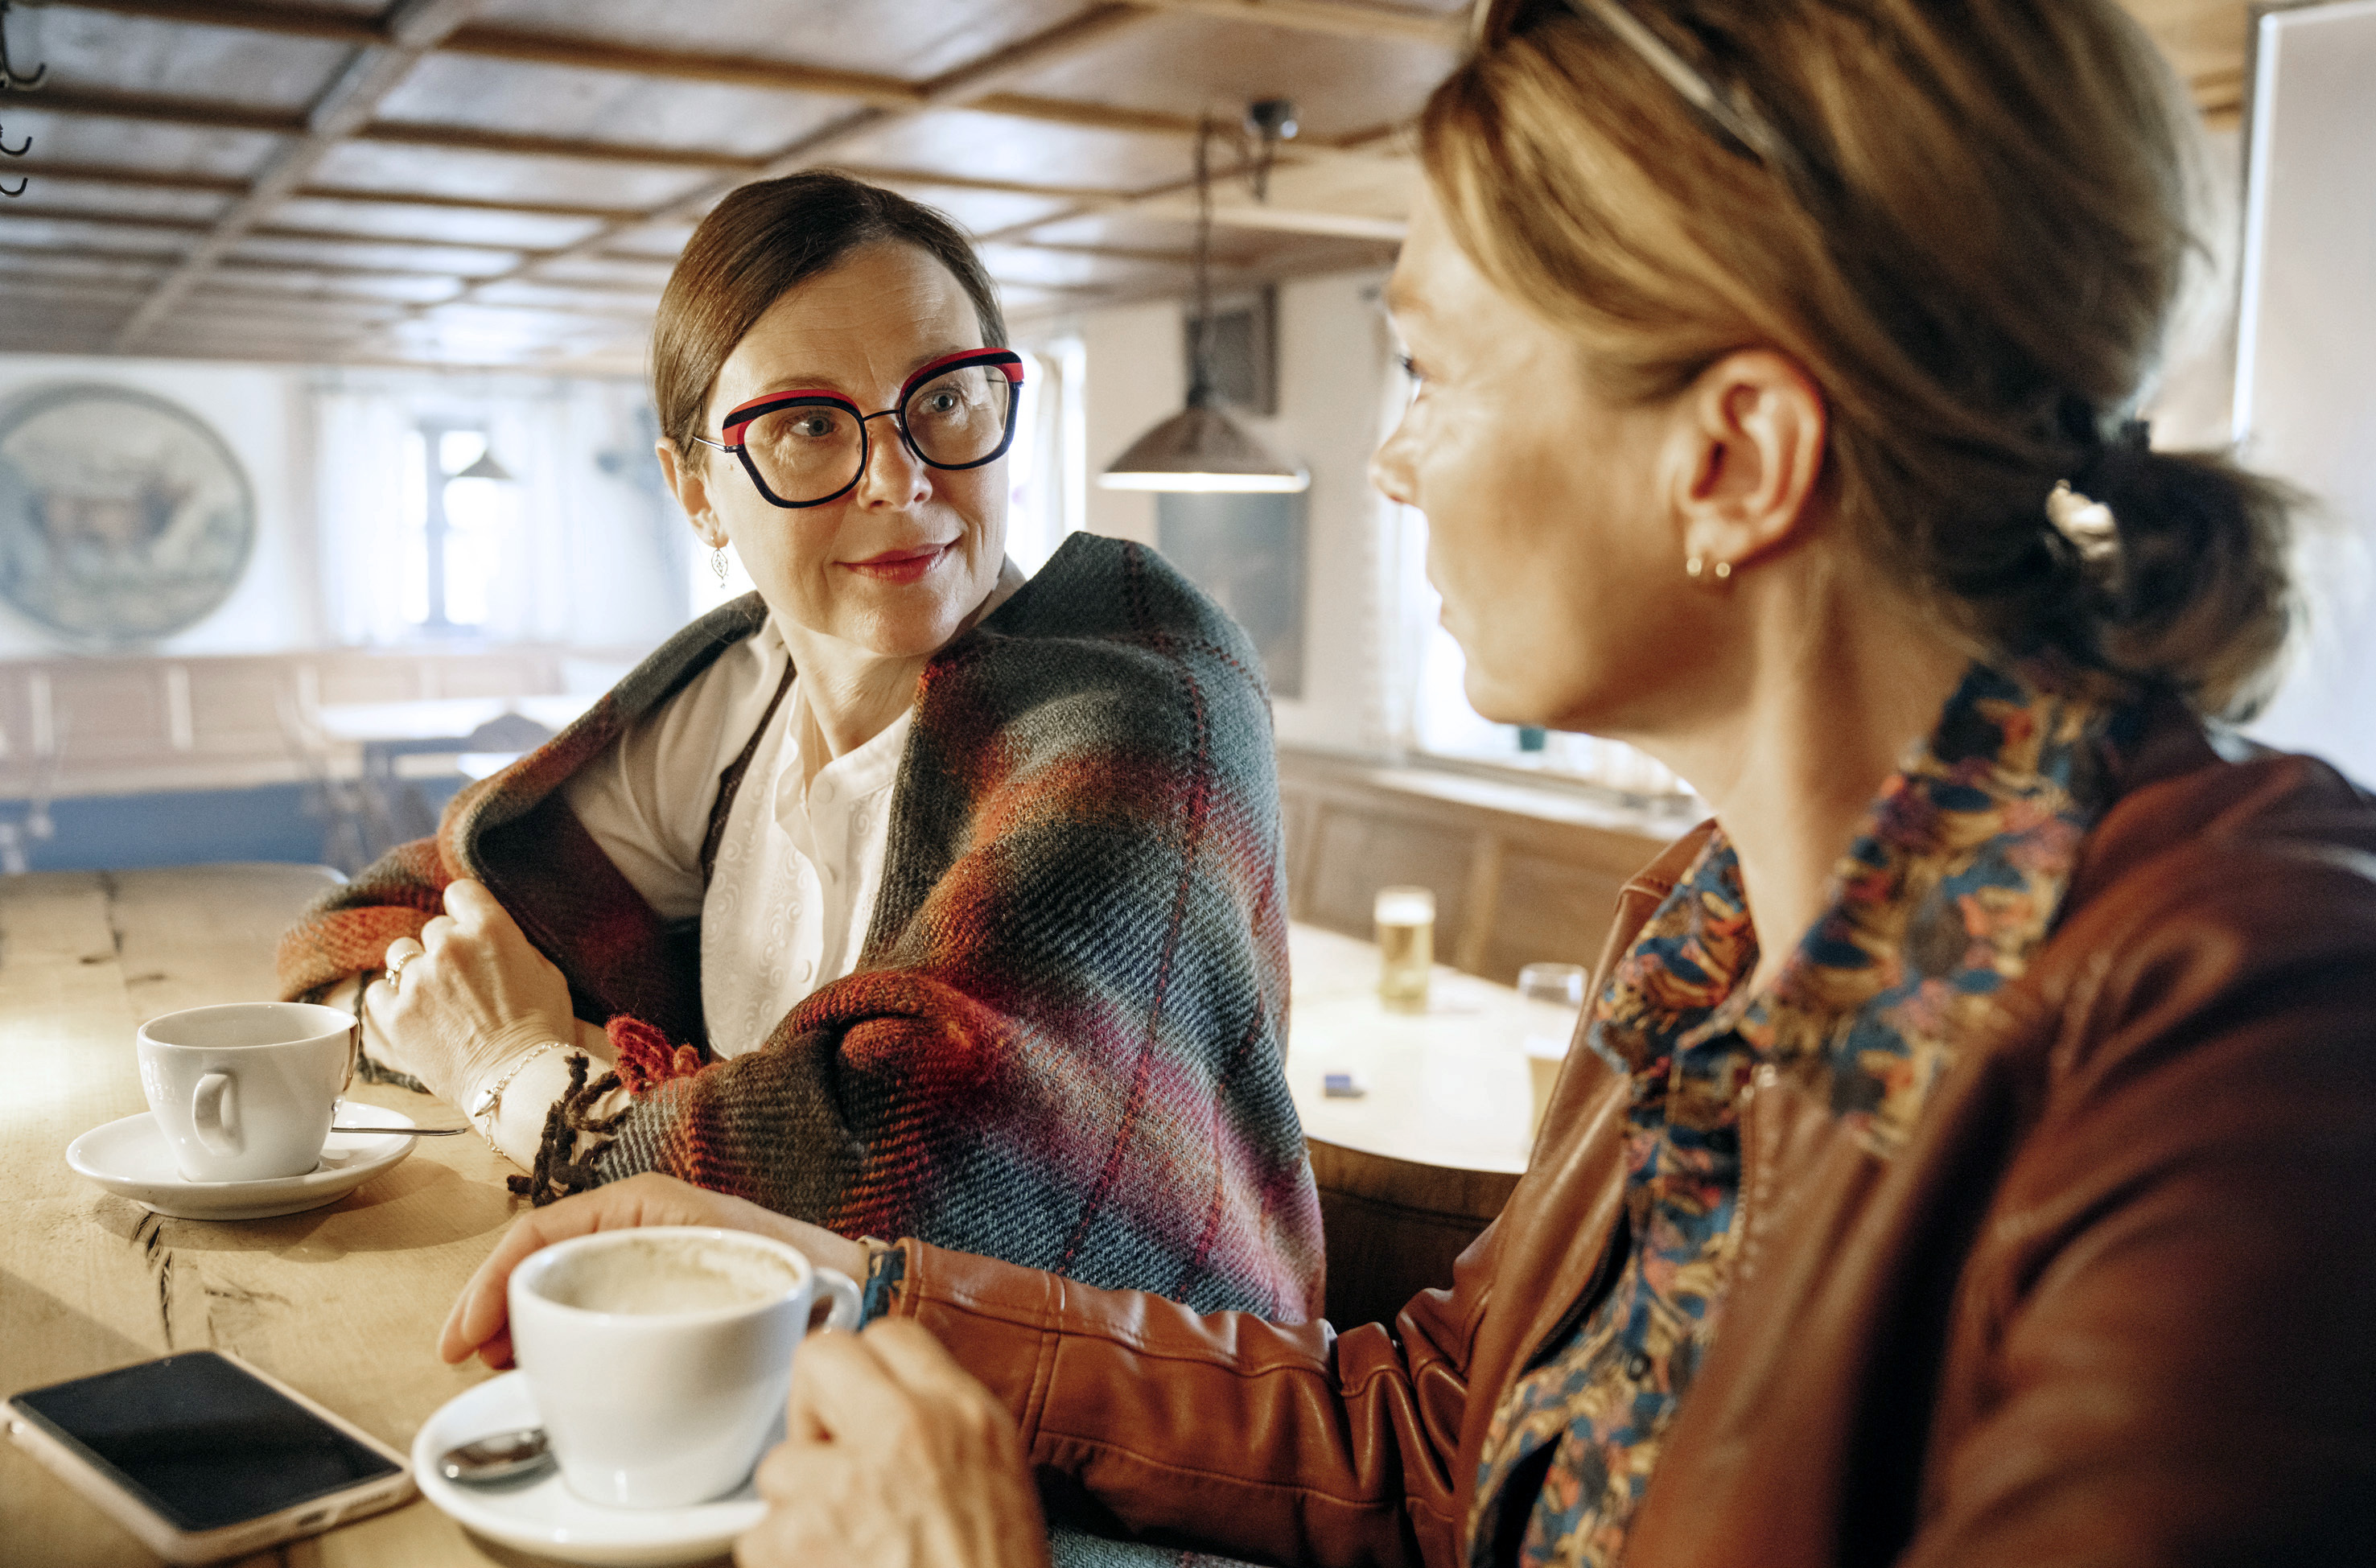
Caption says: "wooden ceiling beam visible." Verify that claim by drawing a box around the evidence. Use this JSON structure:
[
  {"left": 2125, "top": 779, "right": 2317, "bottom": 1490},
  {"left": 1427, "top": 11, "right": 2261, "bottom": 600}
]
[
  {"left": 435, "top": 25, "right": 923, "bottom": 109},
  {"left": 296, "top": 184, "right": 643, "bottom": 221},
  {"left": 1119, "top": 0, "right": 1462, "bottom": 45},
  {"left": 17, "top": 84, "right": 304, "bottom": 134},
  {"left": 112, "top": 0, "right": 496, "bottom": 350},
  {"left": 0, "top": 158, "right": 247, "bottom": 194},
  {"left": 0, "top": 203, "right": 209, "bottom": 233},
  {"left": 0, "top": 237, "right": 179, "bottom": 264}
]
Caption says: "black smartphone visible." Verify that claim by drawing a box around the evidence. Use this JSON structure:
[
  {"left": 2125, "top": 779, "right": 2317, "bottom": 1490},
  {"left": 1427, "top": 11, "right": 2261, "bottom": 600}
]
[{"left": 6, "top": 1349, "right": 415, "bottom": 1565}]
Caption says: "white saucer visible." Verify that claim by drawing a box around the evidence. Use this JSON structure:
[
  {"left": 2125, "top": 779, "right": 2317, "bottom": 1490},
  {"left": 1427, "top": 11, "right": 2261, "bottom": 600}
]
[
  {"left": 65, "top": 1101, "right": 418, "bottom": 1220},
  {"left": 413, "top": 1372, "right": 763, "bottom": 1566}
]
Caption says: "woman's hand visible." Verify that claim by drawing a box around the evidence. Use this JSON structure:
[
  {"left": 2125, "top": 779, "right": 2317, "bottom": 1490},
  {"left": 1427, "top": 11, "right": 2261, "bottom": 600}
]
[
  {"left": 363, "top": 879, "right": 575, "bottom": 1108},
  {"left": 736, "top": 1320, "right": 1051, "bottom": 1568},
  {"left": 439, "top": 1173, "right": 869, "bottom": 1368}
]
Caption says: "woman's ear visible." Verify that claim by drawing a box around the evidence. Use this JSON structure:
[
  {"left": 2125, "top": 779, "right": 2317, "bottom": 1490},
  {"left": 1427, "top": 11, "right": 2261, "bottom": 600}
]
[
  {"left": 1669, "top": 350, "right": 1829, "bottom": 576},
  {"left": 656, "top": 438, "right": 723, "bottom": 547}
]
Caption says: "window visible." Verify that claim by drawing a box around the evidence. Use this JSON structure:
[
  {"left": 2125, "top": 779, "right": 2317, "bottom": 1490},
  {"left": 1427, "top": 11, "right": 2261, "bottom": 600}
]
[
  {"left": 1004, "top": 338, "right": 1086, "bottom": 574},
  {"left": 399, "top": 426, "right": 517, "bottom": 632}
]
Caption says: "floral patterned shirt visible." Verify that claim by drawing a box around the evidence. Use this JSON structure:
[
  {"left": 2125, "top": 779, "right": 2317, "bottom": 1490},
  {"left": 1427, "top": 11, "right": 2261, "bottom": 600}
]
[{"left": 1467, "top": 663, "right": 2146, "bottom": 1568}]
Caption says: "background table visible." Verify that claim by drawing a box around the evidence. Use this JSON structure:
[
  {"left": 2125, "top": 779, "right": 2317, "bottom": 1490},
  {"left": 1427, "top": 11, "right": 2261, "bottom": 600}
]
[
  {"left": 0, "top": 866, "right": 525, "bottom": 1568},
  {"left": 1283, "top": 924, "right": 1577, "bottom": 1329}
]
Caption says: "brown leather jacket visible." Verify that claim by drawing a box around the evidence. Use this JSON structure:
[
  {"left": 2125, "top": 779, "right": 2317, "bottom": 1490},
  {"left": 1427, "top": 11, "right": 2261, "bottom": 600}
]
[{"left": 879, "top": 714, "right": 2376, "bottom": 1566}]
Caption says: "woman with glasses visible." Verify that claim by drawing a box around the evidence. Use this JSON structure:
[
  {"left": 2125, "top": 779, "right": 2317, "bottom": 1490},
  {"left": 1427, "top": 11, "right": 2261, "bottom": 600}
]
[
  {"left": 445, "top": 2, "right": 2376, "bottom": 1564},
  {"left": 278, "top": 173, "right": 1324, "bottom": 1339}
]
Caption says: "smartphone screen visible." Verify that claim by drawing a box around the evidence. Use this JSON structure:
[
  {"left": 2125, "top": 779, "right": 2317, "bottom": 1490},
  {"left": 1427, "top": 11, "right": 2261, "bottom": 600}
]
[{"left": 8, "top": 1352, "right": 403, "bottom": 1533}]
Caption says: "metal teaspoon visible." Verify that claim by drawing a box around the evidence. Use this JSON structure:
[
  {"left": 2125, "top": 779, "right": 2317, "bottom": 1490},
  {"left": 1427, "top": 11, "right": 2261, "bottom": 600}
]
[
  {"left": 439, "top": 1426, "right": 554, "bottom": 1485},
  {"left": 327, "top": 1124, "right": 471, "bottom": 1136}
]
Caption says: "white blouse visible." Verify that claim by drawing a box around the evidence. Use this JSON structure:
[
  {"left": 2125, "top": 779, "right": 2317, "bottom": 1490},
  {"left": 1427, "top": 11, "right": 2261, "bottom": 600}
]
[{"left": 560, "top": 616, "right": 909, "bottom": 1059}]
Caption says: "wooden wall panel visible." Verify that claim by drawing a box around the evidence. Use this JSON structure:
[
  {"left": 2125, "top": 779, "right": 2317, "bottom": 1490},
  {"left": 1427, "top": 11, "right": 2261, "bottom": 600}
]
[
  {"left": 1300, "top": 800, "right": 1481, "bottom": 957},
  {"left": 1279, "top": 747, "right": 1683, "bottom": 987},
  {"left": 1475, "top": 850, "right": 1636, "bottom": 983},
  {"left": 46, "top": 665, "right": 172, "bottom": 764},
  {"left": 184, "top": 661, "right": 291, "bottom": 758}
]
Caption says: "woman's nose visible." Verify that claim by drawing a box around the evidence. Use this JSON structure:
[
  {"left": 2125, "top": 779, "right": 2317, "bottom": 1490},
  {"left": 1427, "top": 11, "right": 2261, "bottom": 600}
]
[
  {"left": 856, "top": 415, "right": 933, "bottom": 508},
  {"left": 1370, "top": 411, "right": 1419, "bottom": 507}
]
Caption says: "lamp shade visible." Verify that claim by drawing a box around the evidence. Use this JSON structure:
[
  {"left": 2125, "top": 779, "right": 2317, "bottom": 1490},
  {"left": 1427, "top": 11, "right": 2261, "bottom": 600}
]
[
  {"left": 1097, "top": 403, "right": 1309, "bottom": 493},
  {"left": 453, "top": 447, "right": 514, "bottom": 483}
]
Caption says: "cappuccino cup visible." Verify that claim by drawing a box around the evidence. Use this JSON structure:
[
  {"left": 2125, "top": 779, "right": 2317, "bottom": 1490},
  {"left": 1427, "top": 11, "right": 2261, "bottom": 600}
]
[
  {"left": 136, "top": 1002, "right": 357, "bottom": 1183},
  {"left": 508, "top": 1226, "right": 862, "bottom": 1509}
]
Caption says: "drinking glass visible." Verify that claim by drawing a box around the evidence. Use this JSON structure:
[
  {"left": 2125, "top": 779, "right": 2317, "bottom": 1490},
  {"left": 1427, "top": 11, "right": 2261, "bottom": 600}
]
[
  {"left": 1374, "top": 886, "right": 1435, "bottom": 1014},
  {"left": 1517, "top": 962, "right": 1587, "bottom": 1137}
]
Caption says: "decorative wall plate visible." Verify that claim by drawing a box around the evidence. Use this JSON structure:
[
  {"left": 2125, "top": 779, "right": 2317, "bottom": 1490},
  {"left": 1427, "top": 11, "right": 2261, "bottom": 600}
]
[{"left": 0, "top": 382, "right": 257, "bottom": 648}]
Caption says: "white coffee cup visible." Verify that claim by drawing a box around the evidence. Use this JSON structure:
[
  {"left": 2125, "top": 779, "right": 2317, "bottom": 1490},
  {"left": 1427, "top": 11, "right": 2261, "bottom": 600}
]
[
  {"left": 508, "top": 1226, "right": 863, "bottom": 1509},
  {"left": 136, "top": 1002, "right": 357, "bottom": 1183}
]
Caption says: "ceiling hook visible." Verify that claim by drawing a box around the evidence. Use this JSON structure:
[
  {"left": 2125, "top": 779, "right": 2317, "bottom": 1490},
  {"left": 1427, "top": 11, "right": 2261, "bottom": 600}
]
[
  {"left": 0, "top": 176, "right": 23, "bottom": 197},
  {"left": 0, "top": 1, "right": 48, "bottom": 91},
  {"left": 0, "top": 125, "right": 28, "bottom": 158}
]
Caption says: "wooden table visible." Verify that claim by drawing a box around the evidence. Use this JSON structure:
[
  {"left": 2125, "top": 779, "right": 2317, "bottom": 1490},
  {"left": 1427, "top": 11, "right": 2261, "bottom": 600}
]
[
  {"left": 0, "top": 877, "right": 1579, "bottom": 1561},
  {"left": 1283, "top": 924, "right": 1579, "bottom": 1328},
  {"left": 0, "top": 866, "right": 522, "bottom": 1567}
]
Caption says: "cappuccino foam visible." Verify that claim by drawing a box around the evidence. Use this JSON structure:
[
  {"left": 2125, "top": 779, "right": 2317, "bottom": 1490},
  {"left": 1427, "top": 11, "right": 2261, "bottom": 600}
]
[{"left": 541, "top": 1236, "right": 801, "bottom": 1315}]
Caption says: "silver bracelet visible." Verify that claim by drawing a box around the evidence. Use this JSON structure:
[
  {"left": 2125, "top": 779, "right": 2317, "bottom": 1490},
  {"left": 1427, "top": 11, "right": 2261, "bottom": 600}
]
[{"left": 468, "top": 1041, "right": 567, "bottom": 1146}]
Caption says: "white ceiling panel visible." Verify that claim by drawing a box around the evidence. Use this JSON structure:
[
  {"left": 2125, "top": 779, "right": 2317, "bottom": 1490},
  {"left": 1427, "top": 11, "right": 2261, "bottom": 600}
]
[
  {"left": 17, "top": 7, "right": 349, "bottom": 111},
  {"left": 270, "top": 195, "right": 607, "bottom": 251},
  {"left": 377, "top": 56, "right": 863, "bottom": 160},
  {"left": 310, "top": 142, "right": 717, "bottom": 210}
]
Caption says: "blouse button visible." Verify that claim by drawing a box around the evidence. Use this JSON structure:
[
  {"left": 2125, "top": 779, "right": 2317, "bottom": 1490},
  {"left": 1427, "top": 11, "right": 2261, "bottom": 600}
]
[{"left": 1624, "top": 1350, "right": 1653, "bottom": 1381}]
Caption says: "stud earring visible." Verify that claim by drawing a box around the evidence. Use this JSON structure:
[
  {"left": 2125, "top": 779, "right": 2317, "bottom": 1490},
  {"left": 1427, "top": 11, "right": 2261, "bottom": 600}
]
[
  {"left": 1686, "top": 554, "right": 1733, "bottom": 585},
  {"left": 711, "top": 545, "right": 729, "bottom": 587}
]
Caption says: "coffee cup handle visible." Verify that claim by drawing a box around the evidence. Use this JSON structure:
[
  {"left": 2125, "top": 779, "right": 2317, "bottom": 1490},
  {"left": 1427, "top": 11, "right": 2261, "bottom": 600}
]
[
  {"left": 191, "top": 1071, "right": 242, "bottom": 1156},
  {"left": 812, "top": 1267, "right": 862, "bottom": 1334}
]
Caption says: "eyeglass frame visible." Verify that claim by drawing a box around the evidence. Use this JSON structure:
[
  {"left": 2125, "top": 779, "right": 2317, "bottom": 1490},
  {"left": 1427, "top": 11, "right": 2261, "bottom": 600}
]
[{"left": 688, "top": 348, "right": 1027, "bottom": 510}]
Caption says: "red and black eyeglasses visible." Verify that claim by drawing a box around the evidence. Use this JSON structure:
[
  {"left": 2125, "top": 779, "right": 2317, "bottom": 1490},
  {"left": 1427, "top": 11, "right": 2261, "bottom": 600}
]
[{"left": 690, "top": 348, "right": 1027, "bottom": 509}]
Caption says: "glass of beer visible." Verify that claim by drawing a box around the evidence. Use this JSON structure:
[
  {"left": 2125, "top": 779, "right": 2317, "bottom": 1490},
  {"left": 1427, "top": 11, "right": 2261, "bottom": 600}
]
[{"left": 1374, "top": 886, "right": 1436, "bottom": 1013}]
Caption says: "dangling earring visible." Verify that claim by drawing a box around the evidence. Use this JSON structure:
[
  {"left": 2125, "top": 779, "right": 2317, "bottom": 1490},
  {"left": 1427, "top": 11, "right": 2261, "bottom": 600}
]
[{"left": 711, "top": 545, "right": 729, "bottom": 587}]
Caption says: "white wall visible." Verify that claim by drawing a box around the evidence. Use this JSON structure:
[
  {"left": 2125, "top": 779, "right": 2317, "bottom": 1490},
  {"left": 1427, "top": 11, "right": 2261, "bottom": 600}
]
[
  {"left": 2235, "top": 1, "right": 2376, "bottom": 784},
  {"left": 1074, "top": 270, "right": 1402, "bottom": 755},
  {"left": 0, "top": 353, "right": 320, "bottom": 656},
  {"left": 0, "top": 352, "right": 686, "bottom": 661}
]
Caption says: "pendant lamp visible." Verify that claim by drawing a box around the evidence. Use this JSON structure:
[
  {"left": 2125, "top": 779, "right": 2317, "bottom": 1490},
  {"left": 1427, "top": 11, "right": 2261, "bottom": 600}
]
[
  {"left": 453, "top": 447, "right": 514, "bottom": 483},
  {"left": 1100, "top": 106, "right": 1309, "bottom": 495}
]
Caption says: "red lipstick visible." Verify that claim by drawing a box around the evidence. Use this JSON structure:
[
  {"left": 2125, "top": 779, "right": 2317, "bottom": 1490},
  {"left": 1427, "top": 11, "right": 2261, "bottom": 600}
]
[{"left": 842, "top": 543, "right": 953, "bottom": 585}]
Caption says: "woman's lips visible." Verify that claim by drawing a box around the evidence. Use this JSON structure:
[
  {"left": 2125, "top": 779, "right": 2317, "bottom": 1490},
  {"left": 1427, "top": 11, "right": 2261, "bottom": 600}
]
[{"left": 841, "top": 543, "right": 953, "bottom": 585}]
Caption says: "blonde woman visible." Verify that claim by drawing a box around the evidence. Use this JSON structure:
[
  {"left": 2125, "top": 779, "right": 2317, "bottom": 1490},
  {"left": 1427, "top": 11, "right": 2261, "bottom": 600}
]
[{"left": 445, "top": 3, "right": 2376, "bottom": 1565}]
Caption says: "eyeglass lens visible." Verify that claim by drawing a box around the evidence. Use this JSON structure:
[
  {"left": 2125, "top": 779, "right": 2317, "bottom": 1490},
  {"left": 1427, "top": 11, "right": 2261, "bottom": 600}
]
[{"left": 740, "top": 363, "right": 1013, "bottom": 505}]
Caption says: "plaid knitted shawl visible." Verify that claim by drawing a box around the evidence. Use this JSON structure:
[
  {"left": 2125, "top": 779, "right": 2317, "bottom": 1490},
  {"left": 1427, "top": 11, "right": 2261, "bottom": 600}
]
[{"left": 278, "top": 534, "right": 1323, "bottom": 1322}]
